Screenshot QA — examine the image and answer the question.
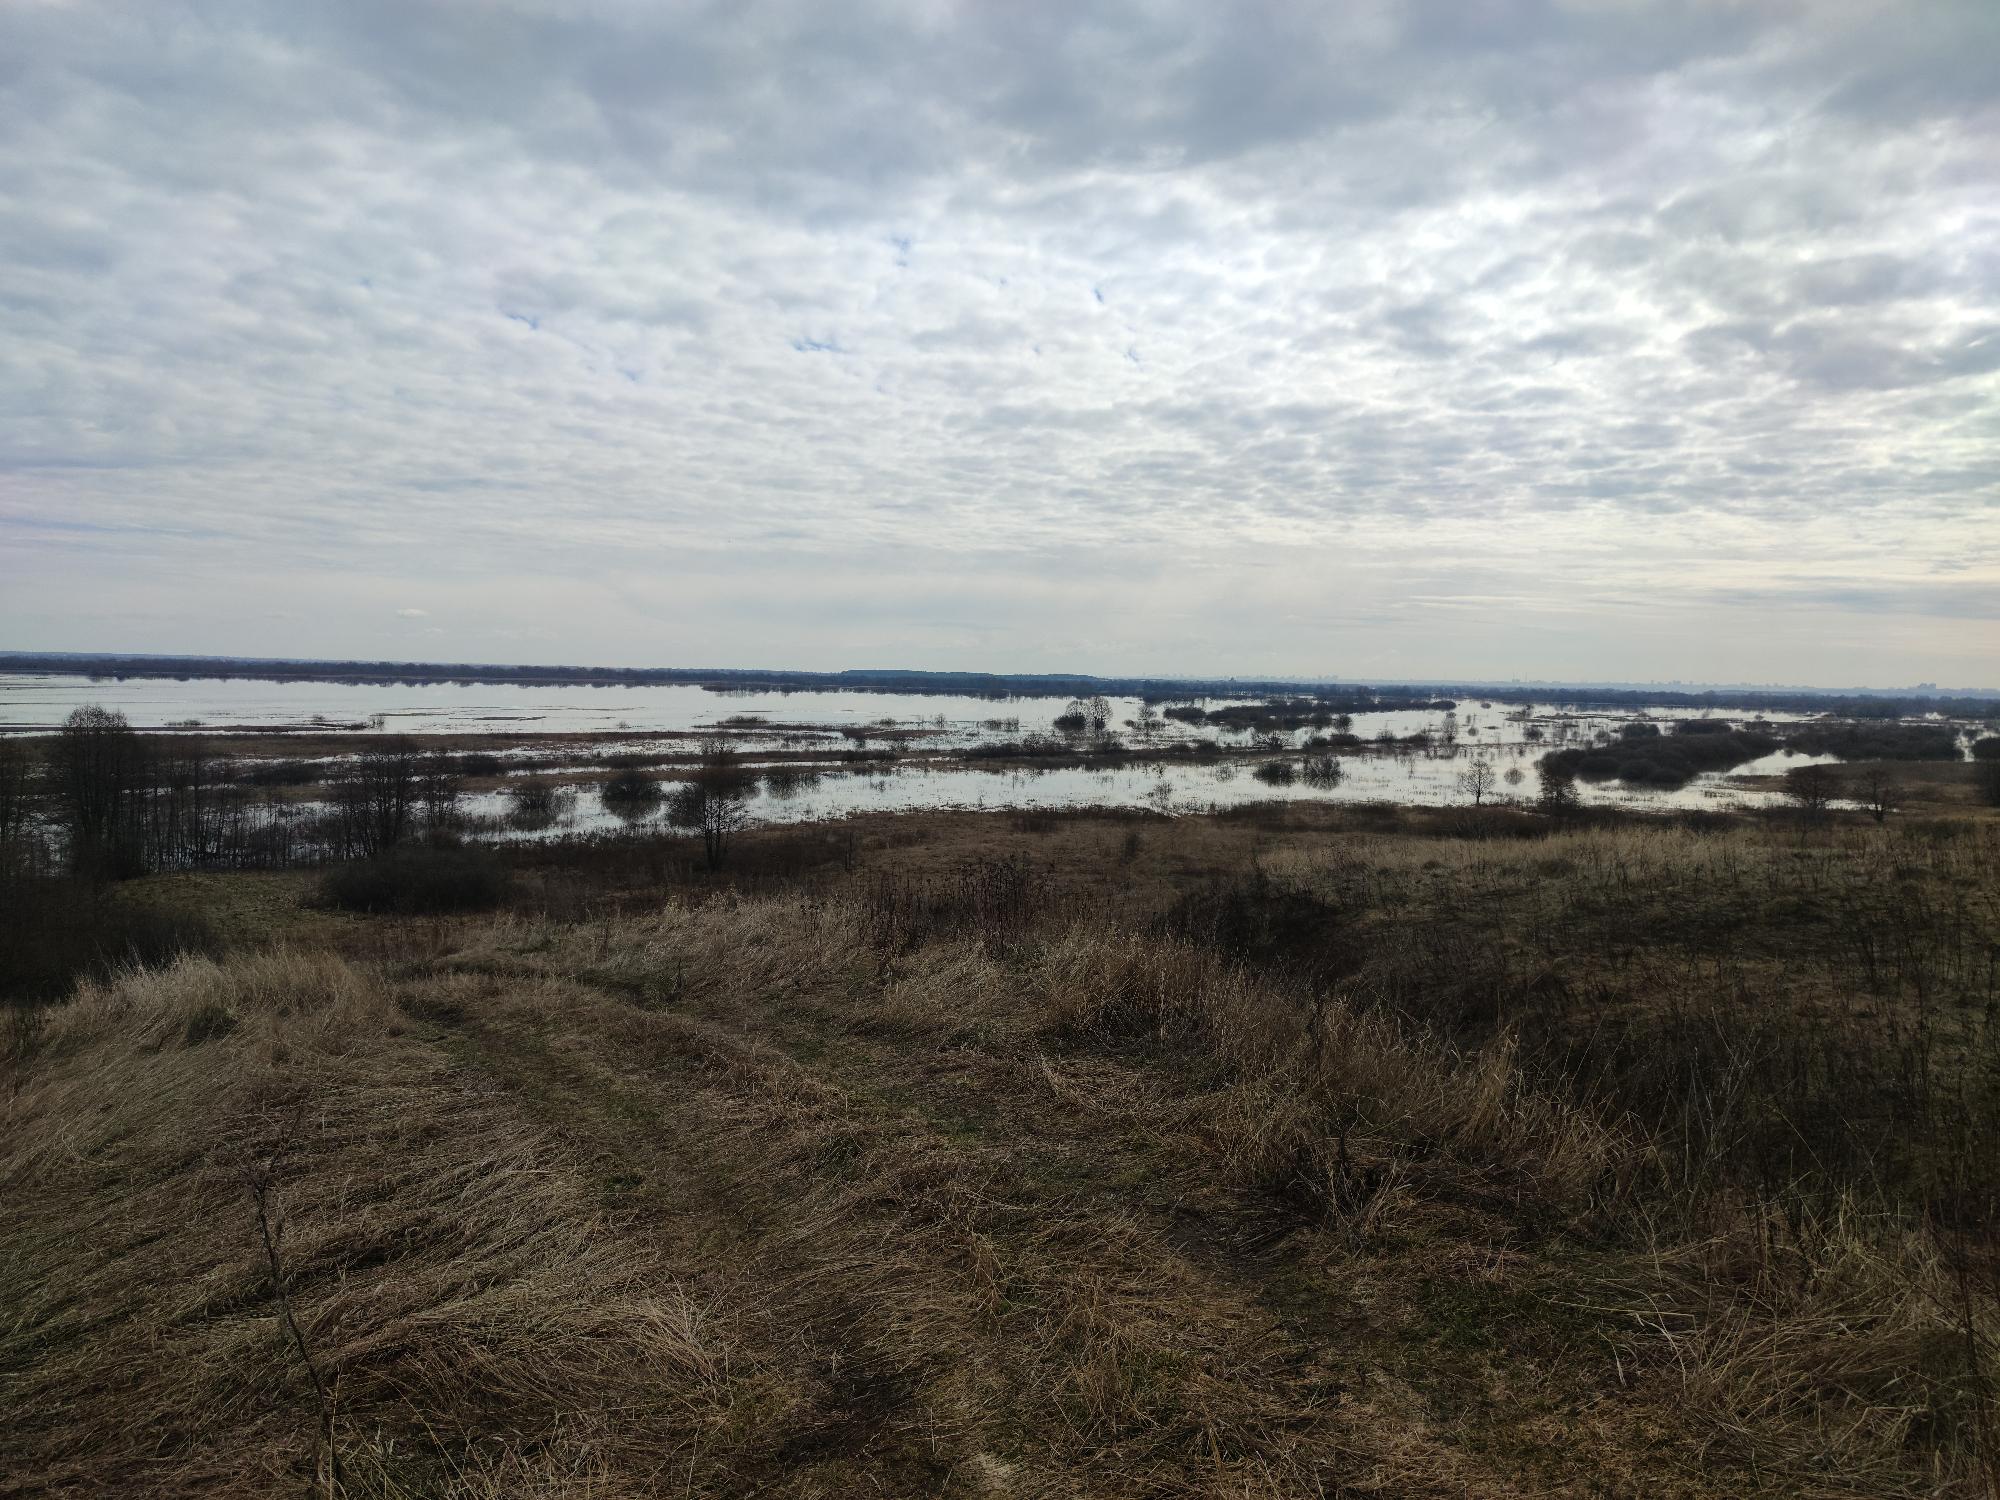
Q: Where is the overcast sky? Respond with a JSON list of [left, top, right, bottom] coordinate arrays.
[[2, 2, 1996, 687]]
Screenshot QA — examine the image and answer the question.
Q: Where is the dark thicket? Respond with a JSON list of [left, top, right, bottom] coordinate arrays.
[[317, 846, 509, 915], [1539, 727, 1780, 790], [53, 706, 148, 879], [1785, 721, 1963, 761], [328, 740, 424, 857], [0, 880, 219, 1004]]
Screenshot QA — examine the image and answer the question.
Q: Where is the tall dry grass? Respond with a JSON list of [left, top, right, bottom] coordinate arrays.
[[5, 822, 1998, 1494]]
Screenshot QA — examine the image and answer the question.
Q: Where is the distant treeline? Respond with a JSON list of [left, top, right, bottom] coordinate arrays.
[[4, 654, 1997, 719], [1, 653, 1356, 702]]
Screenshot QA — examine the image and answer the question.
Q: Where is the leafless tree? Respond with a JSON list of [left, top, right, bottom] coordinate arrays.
[[1537, 763, 1582, 819], [1456, 758, 1497, 806], [1301, 753, 1344, 790], [1055, 695, 1114, 737], [1851, 765, 1897, 824], [53, 705, 145, 879], [1783, 762, 1838, 822], [415, 749, 462, 843], [330, 739, 422, 857], [667, 739, 754, 867], [0, 738, 41, 879]]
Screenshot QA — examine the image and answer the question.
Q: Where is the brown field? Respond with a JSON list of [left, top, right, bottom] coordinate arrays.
[[6, 798, 2000, 1496]]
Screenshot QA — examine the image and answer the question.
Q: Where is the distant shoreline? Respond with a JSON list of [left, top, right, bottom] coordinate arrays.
[[2, 651, 1996, 714]]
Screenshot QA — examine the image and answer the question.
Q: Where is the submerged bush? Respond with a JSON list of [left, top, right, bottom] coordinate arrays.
[[239, 757, 320, 787], [600, 764, 662, 821], [508, 780, 573, 829], [1300, 752, 1344, 790], [762, 764, 824, 797]]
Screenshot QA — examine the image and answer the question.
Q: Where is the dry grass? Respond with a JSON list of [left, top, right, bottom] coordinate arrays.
[[5, 810, 1999, 1495]]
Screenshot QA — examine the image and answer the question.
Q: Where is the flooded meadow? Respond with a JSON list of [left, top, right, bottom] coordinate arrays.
[[5, 670, 1959, 836]]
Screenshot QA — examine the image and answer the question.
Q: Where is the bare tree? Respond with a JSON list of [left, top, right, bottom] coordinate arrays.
[[1456, 757, 1497, 806], [1055, 695, 1113, 737], [1783, 762, 1838, 822], [53, 705, 145, 879], [1851, 765, 1897, 824], [0, 738, 41, 879], [415, 749, 462, 843], [330, 739, 422, 857], [667, 740, 754, 868], [1537, 762, 1582, 820], [1301, 752, 1344, 790]]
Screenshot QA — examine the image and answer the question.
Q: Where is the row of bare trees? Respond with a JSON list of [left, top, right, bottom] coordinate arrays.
[[5, 708, 472, 882]]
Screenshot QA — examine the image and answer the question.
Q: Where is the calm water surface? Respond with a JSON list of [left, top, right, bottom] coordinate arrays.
[[0, 672, 1883, 824]]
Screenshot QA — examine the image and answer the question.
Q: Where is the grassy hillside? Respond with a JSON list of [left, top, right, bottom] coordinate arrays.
[[5, 808, 1999, 1496]]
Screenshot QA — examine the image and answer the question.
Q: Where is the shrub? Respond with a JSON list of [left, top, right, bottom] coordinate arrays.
[[1252, 759, 1297, 786], [317, 847, 510, 915], [762, 764, 824, 797], [601, 765, 662, 820], [1979, 761, 2000, 808], [1537, 763, 1582, 818], [455, 751, 508, 778], [1782, 762, 1838, 818], [1300, 753, 1343, 790], [0, 878, 221, 1004], [240, 758, 320, 787], [1971, 736, 2000, 762], [508, 780, 573, 829]]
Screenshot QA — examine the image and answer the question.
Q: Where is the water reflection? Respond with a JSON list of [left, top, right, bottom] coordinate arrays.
[[7, 672, 1976, 834], [446, 740, 1838, 840]]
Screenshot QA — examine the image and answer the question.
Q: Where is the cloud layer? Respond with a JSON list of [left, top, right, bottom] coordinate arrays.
[[3, 0, 1996, 685]]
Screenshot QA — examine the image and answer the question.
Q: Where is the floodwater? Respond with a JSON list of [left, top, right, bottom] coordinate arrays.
[[0, 672, 1223, 743], [0, 671, 1912, 826], [464, 742, 1859, 837]]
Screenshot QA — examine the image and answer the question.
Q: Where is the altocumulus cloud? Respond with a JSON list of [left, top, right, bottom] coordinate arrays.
[[0, 0, 1995, 686]]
